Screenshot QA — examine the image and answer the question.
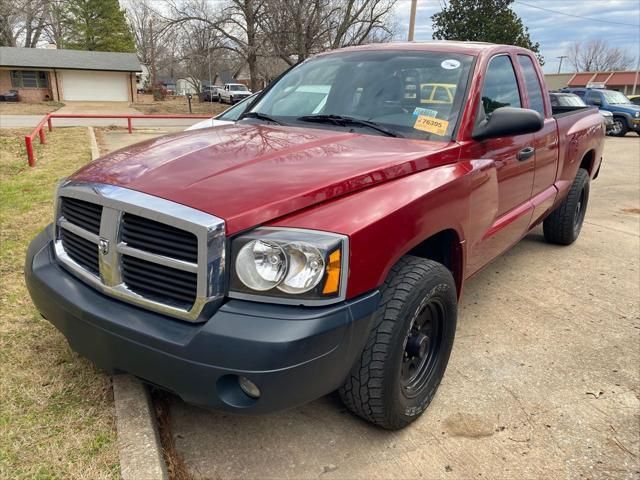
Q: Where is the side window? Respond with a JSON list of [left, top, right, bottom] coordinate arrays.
[[517, 55, 545, 116], [586, 91, 601, 105], [481, 55, 522, 116], [574, 90, 585, 98]]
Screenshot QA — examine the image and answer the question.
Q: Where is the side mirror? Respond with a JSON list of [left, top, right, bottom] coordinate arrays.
[[472, 107, 544, 140]]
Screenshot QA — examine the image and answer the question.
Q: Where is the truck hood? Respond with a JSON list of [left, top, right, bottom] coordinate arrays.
[[72, 124, 459, 234]]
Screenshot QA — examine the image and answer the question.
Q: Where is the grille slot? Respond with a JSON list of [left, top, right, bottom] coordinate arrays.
[[122, 213, 198, 263], [60, 228, 99, 274], [122, 255, 197, 308], [60, 197, 102, 235]]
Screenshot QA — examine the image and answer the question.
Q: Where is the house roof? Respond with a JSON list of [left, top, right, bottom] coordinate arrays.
[[0, 47, 141, 72], [567, 70, 640, 87]]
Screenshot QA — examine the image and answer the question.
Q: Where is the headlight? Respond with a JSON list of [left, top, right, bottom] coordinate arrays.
[[230, 228, 348, 304], [634, 112, 639, 118]]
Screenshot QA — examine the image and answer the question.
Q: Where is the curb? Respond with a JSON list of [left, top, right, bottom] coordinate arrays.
[[113, 375, 169, 480], [87, 126, 100, 160]]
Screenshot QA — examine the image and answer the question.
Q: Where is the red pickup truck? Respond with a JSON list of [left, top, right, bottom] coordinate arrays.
[[26, 42, 604, 430]]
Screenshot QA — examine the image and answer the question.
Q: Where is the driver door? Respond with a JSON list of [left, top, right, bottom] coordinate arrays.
[[467, 54, 535, 274]]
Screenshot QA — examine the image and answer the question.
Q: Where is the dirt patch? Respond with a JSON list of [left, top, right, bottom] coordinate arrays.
[[0, 101, 64, 115], [621, 208, 640, 214], [443, 412, 497, 438], [153, 390, 192, 480], [132, 94, 227, 116], [0, 127, 118, 478]]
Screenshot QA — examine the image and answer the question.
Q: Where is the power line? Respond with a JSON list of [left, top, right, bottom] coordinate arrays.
[[514, 0, 640, 28]]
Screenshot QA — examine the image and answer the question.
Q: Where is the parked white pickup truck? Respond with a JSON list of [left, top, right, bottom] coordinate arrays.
[[218, 83, 252, 104]]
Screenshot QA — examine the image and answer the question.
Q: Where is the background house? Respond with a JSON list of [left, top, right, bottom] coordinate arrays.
[[0, 47, 141, 102]]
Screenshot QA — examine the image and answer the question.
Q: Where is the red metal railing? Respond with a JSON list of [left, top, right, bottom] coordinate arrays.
[[24, 113, 211, 167]]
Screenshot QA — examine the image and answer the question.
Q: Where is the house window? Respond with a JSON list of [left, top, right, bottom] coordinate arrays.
[[10, 70, 49, 88]]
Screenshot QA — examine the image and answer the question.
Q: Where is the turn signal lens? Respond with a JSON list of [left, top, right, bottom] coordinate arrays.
[[322, 249, 341, 295]]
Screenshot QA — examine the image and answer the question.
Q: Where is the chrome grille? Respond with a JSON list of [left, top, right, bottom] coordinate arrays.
[[54, 182, 225, 322], [60, 228, 100, 274], [122, 255, 197, 308], [121, 213, 198, 263], [60, 197, 103, 235]]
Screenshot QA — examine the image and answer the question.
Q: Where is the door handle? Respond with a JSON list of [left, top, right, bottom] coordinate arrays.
[[517, 146, 535, 161]]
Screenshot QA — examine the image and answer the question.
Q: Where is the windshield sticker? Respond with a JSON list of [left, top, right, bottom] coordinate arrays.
[[441, 59, 461, 70], [414, 115, 449, 136], [413, 107, 438, 117]]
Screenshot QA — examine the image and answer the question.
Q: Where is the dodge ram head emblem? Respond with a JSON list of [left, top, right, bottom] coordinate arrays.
[[98, 238, 109, 255]]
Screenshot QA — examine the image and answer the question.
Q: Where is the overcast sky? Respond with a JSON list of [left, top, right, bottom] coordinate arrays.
[[393, 0, 640, 73]]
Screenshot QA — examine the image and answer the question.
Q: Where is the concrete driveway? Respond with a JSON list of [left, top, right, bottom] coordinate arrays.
[[163, 136, 639, 480], [56, 101, 140, 115]]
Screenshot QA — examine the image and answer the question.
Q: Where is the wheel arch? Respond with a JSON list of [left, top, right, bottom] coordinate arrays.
[[404, 228, 464, 297], [579, 149, 596, 175]]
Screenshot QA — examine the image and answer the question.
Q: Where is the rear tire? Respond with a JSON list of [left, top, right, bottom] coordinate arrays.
[[543, 168, 590, 245], [339, 256, 457, 430]]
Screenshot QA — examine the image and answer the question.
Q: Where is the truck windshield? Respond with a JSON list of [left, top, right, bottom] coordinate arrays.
[[230, 85, 248, 91], [249, 50, 474, 140], [602, 90, 631, 105]]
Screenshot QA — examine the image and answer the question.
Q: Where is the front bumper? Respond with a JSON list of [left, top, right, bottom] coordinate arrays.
[[26, 226, 380, 413]]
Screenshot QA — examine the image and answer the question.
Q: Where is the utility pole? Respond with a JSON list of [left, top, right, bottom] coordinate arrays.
[[632, 57, 639, 95], [408, 0, 418, 41], [556, 55, 568, 74]]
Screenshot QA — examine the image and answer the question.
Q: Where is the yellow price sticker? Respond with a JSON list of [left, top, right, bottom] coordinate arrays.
[[413, 115, 449, 136]]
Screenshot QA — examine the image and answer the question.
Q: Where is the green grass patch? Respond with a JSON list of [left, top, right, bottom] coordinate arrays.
[[0, 128, 118, 479]]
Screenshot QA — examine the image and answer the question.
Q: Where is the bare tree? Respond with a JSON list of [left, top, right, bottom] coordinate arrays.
[[259, 0, 397, 66], [0, 0, 19, 46], [567, 40, 634, 72], [163, 0, 397, 90], [0, 0, 50, 47], [165, 0, 265, 92], [43, 0, 70, 48], [328, 0, 397, 49], [259, 0, 334, 66]]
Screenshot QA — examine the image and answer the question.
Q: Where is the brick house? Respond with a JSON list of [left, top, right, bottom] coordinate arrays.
[[0, 47, 142, 102]]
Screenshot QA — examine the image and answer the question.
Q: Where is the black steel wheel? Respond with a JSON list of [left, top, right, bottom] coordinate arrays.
[[401, 297, 445, 398], [339, 256, 457, 430]]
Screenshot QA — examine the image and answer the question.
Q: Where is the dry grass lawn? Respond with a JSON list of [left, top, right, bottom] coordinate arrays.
[[0, 128, 118, 479], [132, 94, 227, 116], [0, 102, 65, 115]]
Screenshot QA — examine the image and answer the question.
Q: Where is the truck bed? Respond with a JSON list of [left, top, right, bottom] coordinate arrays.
[[552, 105, 595, 118]]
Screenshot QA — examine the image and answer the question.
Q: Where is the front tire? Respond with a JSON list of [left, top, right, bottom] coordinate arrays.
[[611, 118, 628, 137], [543, 168, 590, 245], [339, 256, 457, 430]]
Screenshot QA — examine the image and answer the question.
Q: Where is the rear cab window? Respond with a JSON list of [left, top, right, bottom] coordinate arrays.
[[517, 55, 546, 116]]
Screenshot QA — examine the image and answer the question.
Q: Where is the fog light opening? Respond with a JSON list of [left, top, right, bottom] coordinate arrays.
[[238, 376, 261, 399]]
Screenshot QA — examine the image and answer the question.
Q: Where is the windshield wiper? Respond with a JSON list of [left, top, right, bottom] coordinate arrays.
[[297, 115, 403, 138], [241, 111, 283, 125]]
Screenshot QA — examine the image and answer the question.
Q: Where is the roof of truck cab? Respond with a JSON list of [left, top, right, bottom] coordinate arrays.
[[314, 41, 529, 57]]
